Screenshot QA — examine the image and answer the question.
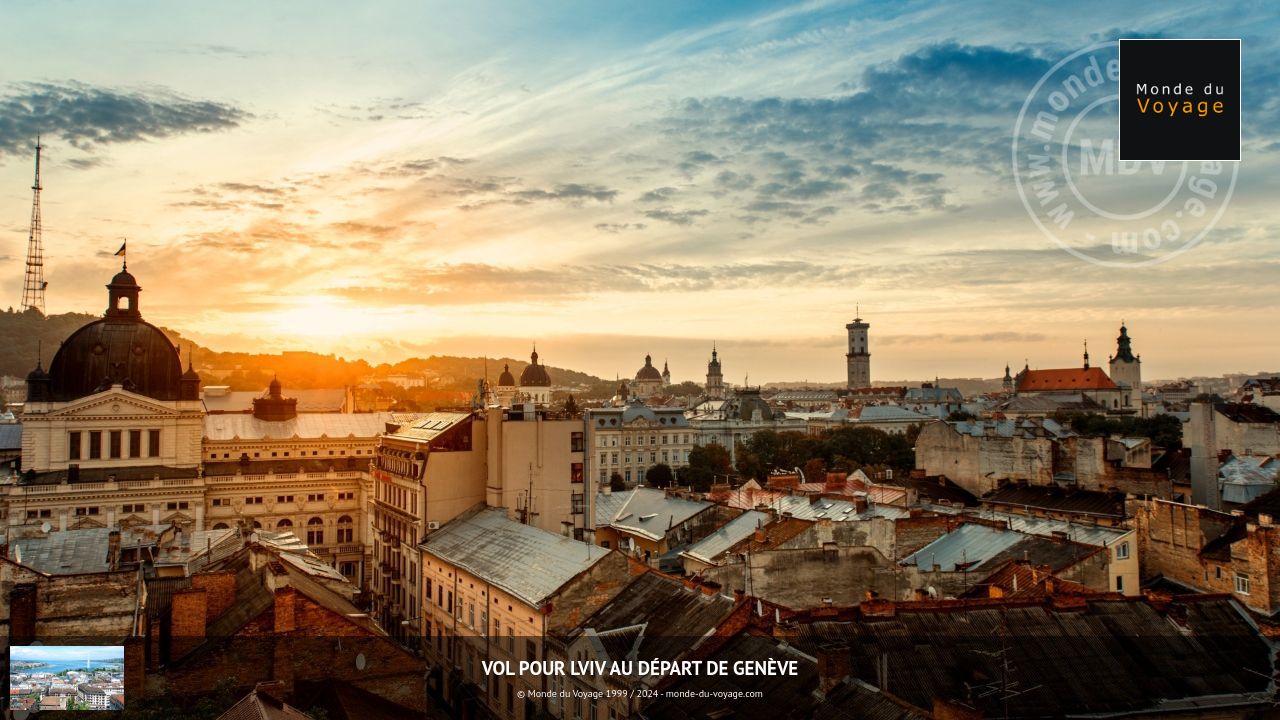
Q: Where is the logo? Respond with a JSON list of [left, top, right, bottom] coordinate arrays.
[[1012, 41, 1238, 267]]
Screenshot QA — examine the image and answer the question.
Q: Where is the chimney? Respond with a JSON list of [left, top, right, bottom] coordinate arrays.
[[107, 530, 121, 571], [753, 530, 767, 544], [815, 644, 852, 696], [10, 583, 38, 644]]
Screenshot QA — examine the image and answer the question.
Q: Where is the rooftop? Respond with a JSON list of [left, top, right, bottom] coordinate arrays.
[[900, 522, 1100, 573], [1016, 366, 1119, 392], [420, 507, 611, 607], [595, 487, 713, 541], [204, 412, 396, 441], [982, 483, 1127, 518], [679, 510, 769, 565]]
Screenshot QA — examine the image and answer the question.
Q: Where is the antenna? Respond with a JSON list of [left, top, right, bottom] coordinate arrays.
[[21, 137, 46, 314]]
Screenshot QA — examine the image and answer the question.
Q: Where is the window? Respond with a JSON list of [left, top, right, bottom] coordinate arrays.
[[89, 432, 102, 459], [307, 517, 324, 545], [212, 523, 230, 530], [277, 495, 294, 503], [68, 431, 81, 460], [337, 491, 355, 501], [148, 429, 160, 457], [211, 498, 228, 507], [1115, 575, 1124, 592], [166, 501, 190, 511], [122, 503, 145, 513], [27, 509, 51, 520], [246, 496, 264, 505], [75, 506, 100, 516], [1115, 542, 1130, 560], [110, 430, 123, 457], [571, 431, 584, 452], [337, 515, 354, 543], [308, 493, 325, 502], [571, 462, 583, 483], [276, 519, 293, 528], [1236, 573, 1250, 595], [129, 429, 141, 458]]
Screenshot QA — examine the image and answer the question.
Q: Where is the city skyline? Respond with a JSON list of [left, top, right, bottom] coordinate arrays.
[[2, 1, 1278, 382]]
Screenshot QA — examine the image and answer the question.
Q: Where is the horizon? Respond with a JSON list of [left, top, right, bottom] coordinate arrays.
[[3, 2, 1278, 383]]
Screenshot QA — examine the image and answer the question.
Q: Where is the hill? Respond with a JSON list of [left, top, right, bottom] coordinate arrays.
[[0, 309, 614, 398]]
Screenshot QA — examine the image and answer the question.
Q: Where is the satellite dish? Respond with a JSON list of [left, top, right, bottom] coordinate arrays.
[[355, 653, 367, 671], [40, 522, 51, 533]]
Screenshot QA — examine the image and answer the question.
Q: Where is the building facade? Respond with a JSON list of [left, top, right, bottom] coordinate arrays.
[[845, 313, 870, 390]]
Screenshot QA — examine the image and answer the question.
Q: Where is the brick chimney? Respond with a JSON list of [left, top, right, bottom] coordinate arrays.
[[107, 530, 121, 571], [274, 587, 298, 632], [816, 644, 852, 696], [170, 588, 209, 658], [10, 583, 37, 644]]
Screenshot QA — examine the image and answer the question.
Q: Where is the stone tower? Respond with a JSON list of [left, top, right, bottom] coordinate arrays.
[[706, 345, 725, 400], [845, 312, 870, 390], [1108, 322, 1142, 413]]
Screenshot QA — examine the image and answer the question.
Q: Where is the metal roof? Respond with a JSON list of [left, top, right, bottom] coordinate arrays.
[[954, 508, 1129, 547], [384, 411, 472, 442], [204, 412, 396, 441], [680, 511, 769, 564], [596, 487, 713, 541], [0, 423, 21, 450], [420, 507, 611, 607], [900, 523, 1026, 571]]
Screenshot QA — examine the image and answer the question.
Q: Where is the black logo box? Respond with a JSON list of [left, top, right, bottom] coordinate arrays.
[[1119, 39, 1241, 161]]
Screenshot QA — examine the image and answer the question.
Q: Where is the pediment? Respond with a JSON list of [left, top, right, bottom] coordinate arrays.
[[70, 515, 106, 530], [119, 514, 150, 528], [162, 511, 195, 525], [52, 390, 179, 419]]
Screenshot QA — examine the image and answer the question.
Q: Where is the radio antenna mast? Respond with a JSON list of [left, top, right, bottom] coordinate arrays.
[[21, 137, 47, 314]]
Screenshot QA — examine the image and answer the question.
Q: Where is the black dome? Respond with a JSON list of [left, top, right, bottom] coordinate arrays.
[[43, 268, 185, 401], [519, 348, 551, 387], [47, 318, 183, 401], [635, 354, 663, 381], [497, 363, 516, 386]]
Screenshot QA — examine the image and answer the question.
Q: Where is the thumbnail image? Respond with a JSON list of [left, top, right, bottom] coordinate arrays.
[[9, 646, 125, 712]]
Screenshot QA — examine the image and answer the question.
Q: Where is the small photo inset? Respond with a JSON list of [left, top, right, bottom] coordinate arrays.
[[9, 646, 125, 713]]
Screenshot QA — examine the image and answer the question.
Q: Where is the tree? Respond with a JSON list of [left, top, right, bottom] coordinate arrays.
[[645, 463, 675, 488], [684, 444, 733, 492], [609, 472, 626, 492], [946, 410, 977, 421]]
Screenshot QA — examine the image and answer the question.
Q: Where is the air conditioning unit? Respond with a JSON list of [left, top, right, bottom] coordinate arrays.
[[426, 521, 441, 530]]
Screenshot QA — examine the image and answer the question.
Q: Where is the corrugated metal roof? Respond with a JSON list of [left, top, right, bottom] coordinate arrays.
[[961, 508, 1130, 547], [420, 507, 611, 606], [901, 523, 1025, 571], [204, 412, 395, 441], [680, 511, 769, 564]]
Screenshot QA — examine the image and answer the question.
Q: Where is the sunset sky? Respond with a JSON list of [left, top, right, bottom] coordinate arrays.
[[1, 1, 1277, 383]]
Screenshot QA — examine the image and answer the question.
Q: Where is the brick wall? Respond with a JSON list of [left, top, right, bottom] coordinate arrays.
[[191, 571, 236, 619]]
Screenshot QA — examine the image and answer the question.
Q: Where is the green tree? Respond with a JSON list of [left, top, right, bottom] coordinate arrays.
[[645, 463, 675, 488], [684, 444, 733, 492], [609, 472, 626, 492]]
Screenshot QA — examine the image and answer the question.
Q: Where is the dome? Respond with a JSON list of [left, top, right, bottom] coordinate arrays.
[[497, 363, 516, 386], [44, 269, 184, 402], [635, 354, 663, 382], [519, 348, 551, 387], [47, 318, 183, 401]]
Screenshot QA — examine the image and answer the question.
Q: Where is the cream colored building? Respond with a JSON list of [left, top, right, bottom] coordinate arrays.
[[586, 401, 693, 488]]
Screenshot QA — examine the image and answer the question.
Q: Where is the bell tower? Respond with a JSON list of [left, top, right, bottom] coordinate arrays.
[[1108, 322, 1142, 413], [845, 309, 870, 389]]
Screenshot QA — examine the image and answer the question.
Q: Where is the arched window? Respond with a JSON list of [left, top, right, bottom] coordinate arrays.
[[252, 520, 262, 529], [212, 523, 230, 530], [307, 516, 324, 546], [276, 518, 293, 529], [337, 515, 354, 544]]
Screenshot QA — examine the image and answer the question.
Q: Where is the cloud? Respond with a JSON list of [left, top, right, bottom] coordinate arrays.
[[641, 208, 710, 226], [638, 186, 679, 203], [595, 222, 648, 233], [0, 81, 248, 158], [510, 183, 618, 204]]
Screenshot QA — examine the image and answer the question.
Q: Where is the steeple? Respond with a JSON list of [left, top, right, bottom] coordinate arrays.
[[1112, 322, 1136, 363]]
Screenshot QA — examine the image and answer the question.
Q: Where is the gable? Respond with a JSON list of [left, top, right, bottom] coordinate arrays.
[[51, 389, 180, 419]]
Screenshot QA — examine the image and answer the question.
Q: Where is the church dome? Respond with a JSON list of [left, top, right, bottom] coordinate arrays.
[[44, 268, 184, 402], [635, 354, 663, 382], [497, 363, 516, 386], [519, 348, 551, 387]]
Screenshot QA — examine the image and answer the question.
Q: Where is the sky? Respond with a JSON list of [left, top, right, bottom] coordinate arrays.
[[0, 1, 1277, 384]]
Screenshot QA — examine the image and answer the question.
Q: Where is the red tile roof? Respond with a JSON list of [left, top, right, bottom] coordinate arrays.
[[1016, 367, 1118, 392]]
